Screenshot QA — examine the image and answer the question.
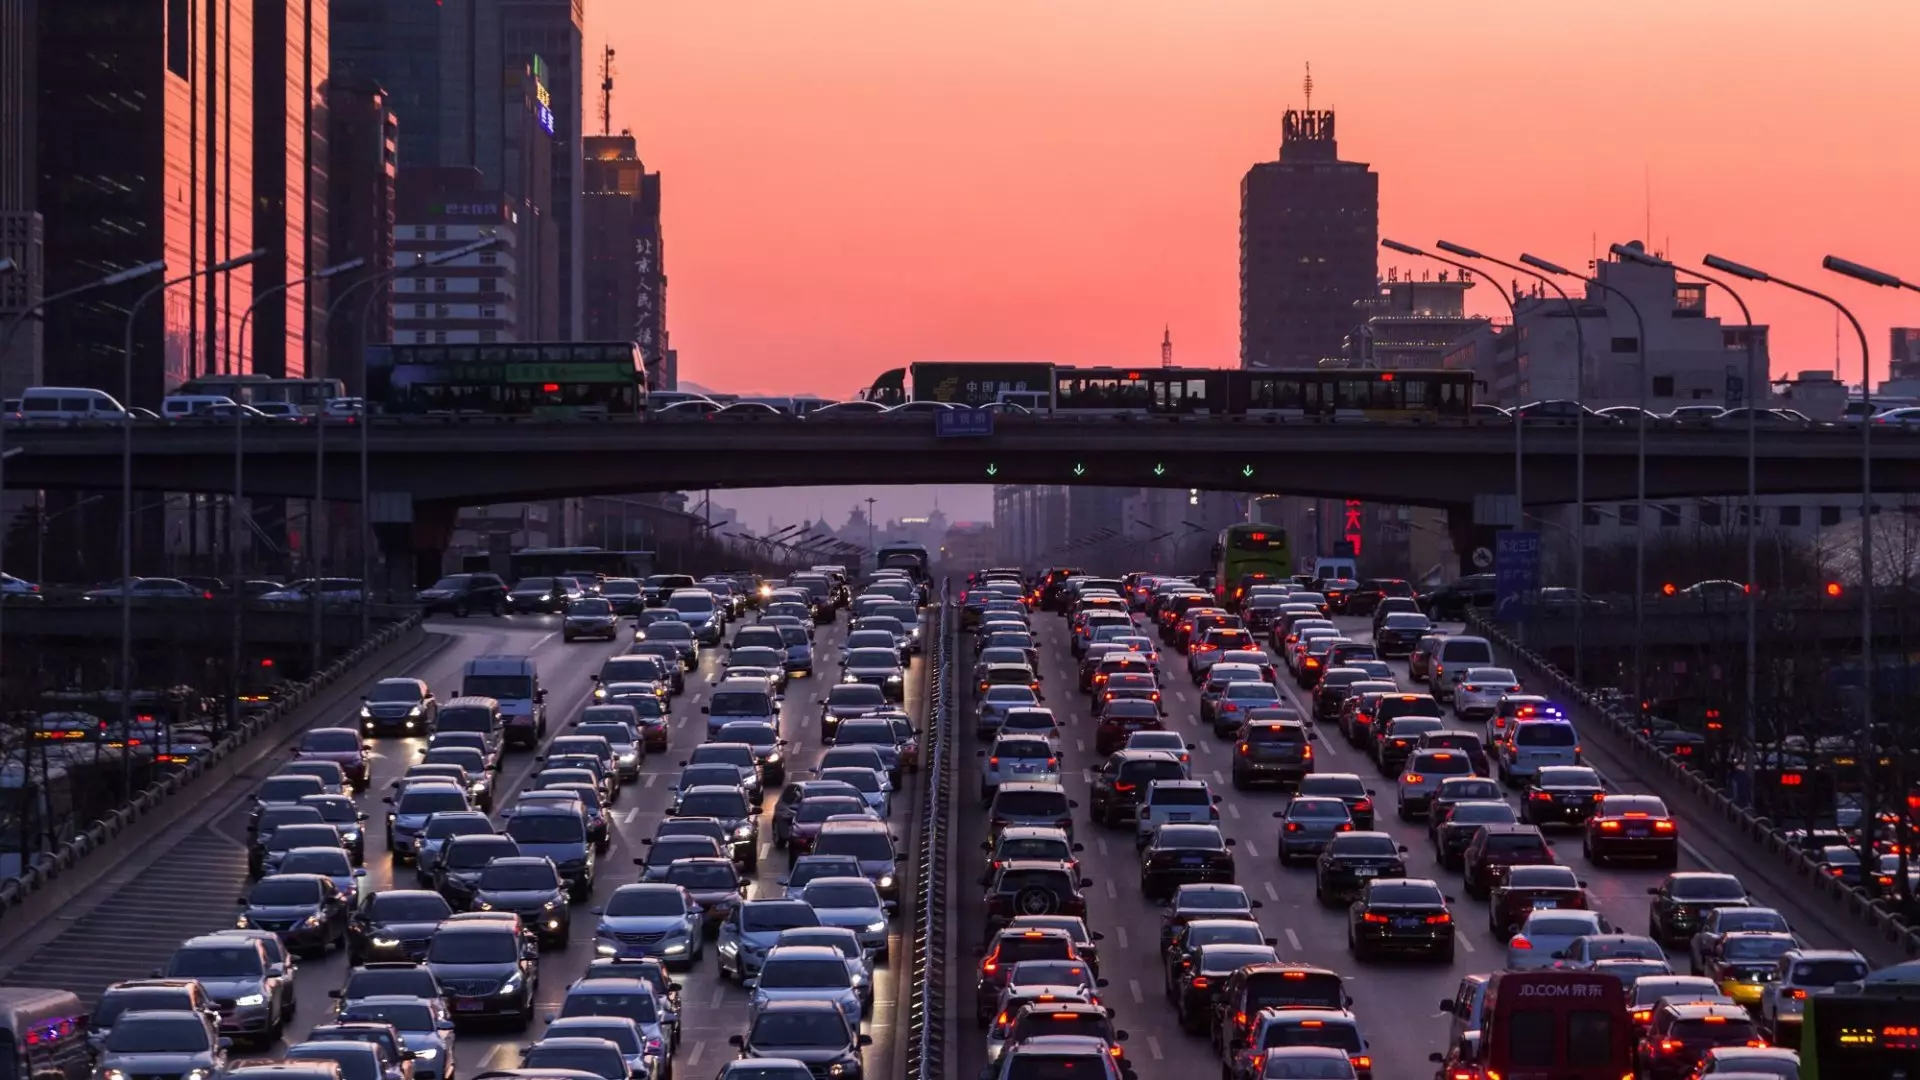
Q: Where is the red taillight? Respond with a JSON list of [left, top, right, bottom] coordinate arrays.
[[1426, 913, 1451, 924], [1786, 988, 1807, 1000], [1302, 745, 1314, 760], [1508, 685, 1521, 692], [1353, 799, 1372, 813], [1239, 743, 1251, 755], [1350, 1056, 1370, 1071], [1599, 820, 1621, 831], [1660, 1039, 1683, 1054], [989, 757, 1000, 767], [1361, 912, 1389, 923], [1286, 822, 1300, 832], [1653, 820, 1676, 833], [1404, 774, 1424, 784], [1830, 866, 1846, 876], [1747, 1039, 1770, 1048], [1190, 976, 1209, 988], [1530, 791, 1552, 801], [1461, 684, 1479, 693], [1304, 658, 1320, 669], [1511, 936, 1532, 949], [1338, 823, 1353, 831], [1631, 1008, 1652, 1024], [1046, 758, 1058, 768], [1115, 782, 1135, 792]]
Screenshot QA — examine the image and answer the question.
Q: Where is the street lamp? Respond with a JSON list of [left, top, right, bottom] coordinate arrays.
[[1706, 251, 1876, 869], [123, 249, 266, 777], [1385, 239, 1527, 541], [0, 258, 166, 676], [1823, 256, 1920, 295], [1439, 239, 1594, 683], [1522, 252, 1650, 703], [1612, 242, 1764, 795]]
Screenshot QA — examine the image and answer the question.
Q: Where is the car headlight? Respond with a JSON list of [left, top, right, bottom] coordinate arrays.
[[618, 751, 638, 764], [866, 919, 887, 932], [412, 1050, 439, 1062], [498, 972, 524, 994], [371, 935, 400, 948], [543, 899, 560, 910], [887, 674, 902, 683], [594, 686, 607, 700], [733, 824, 754, 839], [842, 674, 856, 683], [184, 1069, 210, 1080], [878, 874, 894, 889], [476, 901, 495, 911], [718, 940, 739, 956], [101, 1070, 129, 1080], [236, 993, 266, 1007]]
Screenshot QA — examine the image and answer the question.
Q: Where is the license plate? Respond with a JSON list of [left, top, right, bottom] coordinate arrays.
[[455, 999, 485, 1012], [1392, 917, 1421, 929], [1169, 813, 1192, 822], [1531, 899, 1558, 909], [1180, 856, 1204, 866], [1626, 828, 1648, 837], [1558, 796, 1583, 804], [1354, 868, 1378, 877]]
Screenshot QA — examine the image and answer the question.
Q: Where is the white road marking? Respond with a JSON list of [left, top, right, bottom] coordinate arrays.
[[644, 773, 658, 787], [1460, 934, 1475, 952], [686, 1041, 705, 1067], [624, 807, 639, 823], [1105, 879, 1117, 899], [1146, 1036, 1164, 1060], [1228, 803, 1241, 819], [1285, 928, 1302, 951], [1116, 926, 1129, 949], [1096, 837, 1109, 857], [711, 985, 726, 1008], [1265, 882, 1279, 901], [530, 631, 557, 650], [1242, 839, 1258, 858], [1128, 979, 1144, 1004]]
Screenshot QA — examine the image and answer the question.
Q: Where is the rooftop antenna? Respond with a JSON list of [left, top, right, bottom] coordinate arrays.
[[1303, 62, 1314, 111], [1162, 325, 1173, 368], [600, 45, 616, 136]]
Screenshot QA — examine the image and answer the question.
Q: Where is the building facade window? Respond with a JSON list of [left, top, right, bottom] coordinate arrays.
[[1698, 501, 1723, 527], [1618, 503, 1640, 526], [1659, 504, 1680, 527], [433, 278, 447, 292], [432, 330, 447, 343], [1611, 337, 1639, 354], [412, 226, 426, 240], [1821, 505, 1842, 526], [1778, 505, 1802, 527], [1652, 375, 1675, 397], [412, 304, 425, 317], [433, 226, 447, 240]]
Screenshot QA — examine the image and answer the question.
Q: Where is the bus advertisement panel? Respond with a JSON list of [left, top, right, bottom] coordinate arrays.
[[1478, 971, 1631, 1080], [1804, 993, 1920, 1079]]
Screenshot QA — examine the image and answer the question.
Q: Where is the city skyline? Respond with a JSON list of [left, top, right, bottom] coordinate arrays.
[[594, 0, 1919, 396]]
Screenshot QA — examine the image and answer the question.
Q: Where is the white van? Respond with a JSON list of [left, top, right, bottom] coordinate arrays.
[[160, 394, 240, 420], [461, 654, 546, 749], [17, 387, 129, 423], [1430, 635, 1496, 702], [1312, 557, 1357, 583], [1499, 718, 1581, 782]]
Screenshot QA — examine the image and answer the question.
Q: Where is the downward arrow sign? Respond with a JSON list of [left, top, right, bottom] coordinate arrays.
[[1073, 464, 1086, 477], [985, 463, 998, 477], [1153, 463, 1166, 477], [1241, 464, 1255, 478]]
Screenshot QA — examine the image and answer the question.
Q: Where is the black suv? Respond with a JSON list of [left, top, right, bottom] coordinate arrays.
[[1230, 719, 1312, 790], [415, 574, 508, 617], [1140, 824, 1236, 900], [980, 861, 1092, 938], [1088, 750, 1188, 827], [1421, 574, 1496, 620]]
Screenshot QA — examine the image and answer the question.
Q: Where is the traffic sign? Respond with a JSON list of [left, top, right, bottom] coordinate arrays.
[[1153, 463, 1165, 477], [1072, 463, 1085, 477], [985, 463, 998, 478], [1471, 546, 1494, 570], [934, 408, 994, 438], [1241, 464, 1255, 478]]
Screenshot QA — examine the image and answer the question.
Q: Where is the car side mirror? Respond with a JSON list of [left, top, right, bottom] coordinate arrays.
[[1398, 844, 1409, 853], [728, 1035, 745, 1049], [1444, 895, 1456, 904], [1071, 842, 1084, 853], [700, 706, 710, 714], [1250, 899, 1263, 908], [1091, 931, 1106, 941], [236, 896, 249, 905], [1579, 880, 1589, 888], [267, 964, 286, 977], [1272, 811, 1286, 819], [1213, 795, 1223, 804], [1068, 799, 1079, 809], [1365, 789, 1376, 796], [1428, 1053, 1445, 1064], [1224, 838, 1237, 847], [1646, 886, 1659, 895], [1079, 877, 1094, 888]]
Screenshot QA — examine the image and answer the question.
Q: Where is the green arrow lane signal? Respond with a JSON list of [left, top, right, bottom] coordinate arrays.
[[985, 463, 998, 477], [1242, 464, 1255, 478], [1153, 463, 1165, 477], [1073, 463, 1086, 477]]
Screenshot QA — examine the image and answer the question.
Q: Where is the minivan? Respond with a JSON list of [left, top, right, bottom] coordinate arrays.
[[18, 386, 129, 423], [703, 678, 777, 741], [460, 656, 545, 748], [1498, 719, 1581, 784], [160, 395, 241, 419], [500, 803, 595, 900], [432, 697, 505, 763], [1430, 637, 1495, 703]]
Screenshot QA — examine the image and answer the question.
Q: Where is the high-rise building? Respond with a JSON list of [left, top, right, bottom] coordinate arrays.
[[251, 0, 330, 379], [330, 0, 451, 169], [582, 134, 667, 388], [0, 0, 41, 399], [37, 0, 255, 399], [392, 166, 525, 345], [500, 0, 584, 337], [325, 76, 398, 393], [1239, 105, 1379, 370]]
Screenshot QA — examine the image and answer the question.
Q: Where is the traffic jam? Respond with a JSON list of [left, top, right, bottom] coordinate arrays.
[[954, 567, 1857, 1080], [58, 564, 935, 1080]]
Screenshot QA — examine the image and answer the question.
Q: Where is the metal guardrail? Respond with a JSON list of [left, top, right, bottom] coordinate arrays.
[[907, 581, 956, 1080], [1467, 608, 1920, 961], [0, 612, 423, 917]]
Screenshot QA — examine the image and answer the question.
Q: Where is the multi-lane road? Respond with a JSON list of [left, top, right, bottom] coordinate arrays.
[[954, 607, 1902, 1079], [0, 608, 922, 1078]]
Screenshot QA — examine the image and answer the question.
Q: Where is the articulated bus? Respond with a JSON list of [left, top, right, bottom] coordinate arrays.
[[1476, 971, 1632, 1080], [1213, 524, 1293, 605]]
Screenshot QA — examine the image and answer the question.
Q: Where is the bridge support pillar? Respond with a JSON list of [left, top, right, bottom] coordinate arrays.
[[1444, 504, 1503, 580], [370, 496, 458, 591]]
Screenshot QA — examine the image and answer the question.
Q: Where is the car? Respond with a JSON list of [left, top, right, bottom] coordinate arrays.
[[1156, 883, 1260, 950], [1393, 749, 1476, 820], [415, 572, 508, 616], [986, 1035, 1126, 1080], [980, 862, 1092, 939], [1461, 823, 1555, 899], [976, 684, 1042, 738], [295, 727, 372, 791], [1649, 873, 1753, 948], [1757, 948, 1869, 1044], [1139, 823, 1236, 900], [796, 876, 891, 959], [784, 796, 874, 859], [1685, 906, 1792, 976], [469, 855, 570, 946], [987, 998, 1127, 1067], [1087, 750, 1186, 827], [1004, 915, 1103, 977], [359, 679, 439, 737], [1583, 793, 1680, 866], [975, 926, 1084, 1023], [659, 856, 746, 933], [717, 899, 821, 983], [1634, 1002, 1761, 1080], [1487, 694, 1564, 741], [1433, 799, 1520, 870], [421, 921, 537, 1028], [1505, 909, 1609, 971], [1230, 719, 1314, 790], [1172, 943, 1277, 1034], [1625, 974, 1731, 1032], [1486, 863, 1591, 938], [1686, 1046, 1803, 1079], [1702, 932, 1800, 1007], [590, 883, 704, 969], [1296, 773, 1376, 830], [562, 597, 620, 641], [1407, 633, 1449, 682], [1311, 667, 1376, 723], [1521, 765, 1607, 827], [1424, 776, 1503, 839], [749, 945, 865, 1030], [91, 1010, 229, 1080], [1373, 612, 1432, 657], [1371, 716, 1448, 776], [1452, 667, 1523, 720], [1314, 831, 1408, 905], [1275, 797, 1354, 864], [1346, 877, 1454, 962], [539, 1016, 664, 1080], [1095, 698, 1165, 755], [236, 872, 354, 957], [978, 735, 1062, 799], [89, 980, 223, 1040], [332, 997, 455, 1080], [1228, 1009, 1372, 1080], [1133, 779, 1220, 849], [1557, 932, 1668, 972]]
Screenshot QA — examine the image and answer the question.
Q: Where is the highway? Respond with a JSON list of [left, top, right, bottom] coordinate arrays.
[[0, 607, 921, 1078], [952, 607, 1898, 1079]]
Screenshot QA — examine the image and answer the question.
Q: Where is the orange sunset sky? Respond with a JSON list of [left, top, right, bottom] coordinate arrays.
[[592, 0, 1919, 400]]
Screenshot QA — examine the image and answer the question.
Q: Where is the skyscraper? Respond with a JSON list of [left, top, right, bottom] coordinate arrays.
[[500, 0, 584, 338], [325, 76, 398, 392], [0, 0, 42, 398], [37, 0, 254, 397], [251, 0, 330, 379], [1239, 103, 1379, 369], [330, 0, 451, 169], [582, 133, 666, 387]]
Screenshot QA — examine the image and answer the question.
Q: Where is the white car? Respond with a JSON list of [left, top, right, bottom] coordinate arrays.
[[1759, 948, 1869, 1044], [1506, 909, 1609, 972], [998, 707, 1064, 747], [1452, 668, 1523, 720], [1135, 779, 1219, 850], [979, 734, 1062, 794], [975, 686, 1041, 737]]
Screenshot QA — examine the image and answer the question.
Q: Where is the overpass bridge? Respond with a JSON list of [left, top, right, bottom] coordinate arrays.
[[8, 414, 1917, 584]]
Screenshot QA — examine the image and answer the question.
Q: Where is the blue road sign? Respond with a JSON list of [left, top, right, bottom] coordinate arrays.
[[1494, 530, 1541, 623], [934, 407, 995, 438]]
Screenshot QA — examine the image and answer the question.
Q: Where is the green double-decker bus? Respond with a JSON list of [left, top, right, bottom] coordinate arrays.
[[367, 341, 647, 417], [1212, 523, 1293, 605]]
